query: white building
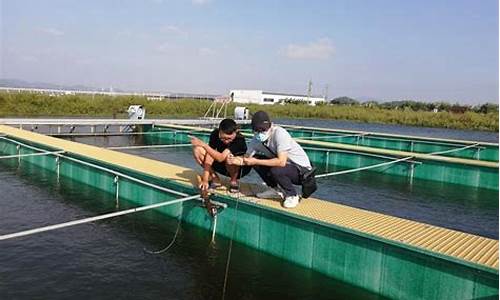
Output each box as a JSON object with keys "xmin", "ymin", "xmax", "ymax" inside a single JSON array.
[{"xmin": 230, "ymin": 90, "xmax": 325, "ymax": 106}]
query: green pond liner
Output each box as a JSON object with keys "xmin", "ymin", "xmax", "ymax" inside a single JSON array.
[
  {"xmin": 0, "ymin": 135, "xmax": 497, "ymax": 300},
  {"xmin": 144, "ymin": 125, "xmax": 499, "ymax": 191},
  {"xmin": 246, "ymin": 124, "xmax": 499, "ymax": 162}
]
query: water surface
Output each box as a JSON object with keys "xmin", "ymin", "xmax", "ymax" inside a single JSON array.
[
  {"xmin": 0, "ymin": 163, "xmax": 381, "ymax": 300},
  {"xmin": 1, "ymin": 119, "xmax": 497, "ymax": 299}
]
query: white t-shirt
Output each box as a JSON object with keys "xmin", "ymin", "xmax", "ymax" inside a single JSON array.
[{"xmin": 246, "ymin": 125, "xmax": 312, "ymax": 169}]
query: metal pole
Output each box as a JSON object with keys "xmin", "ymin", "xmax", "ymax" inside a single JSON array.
[
  {"xmin": 325, "ymin": 151, "xmax": 330, "ymax": 173},
  {"xmin": 0, "ymin": 136, "xmax": 228, "ymax": 208},
  {"xmin": 17, "ymin": 145, "xmax": 21, "ymax": 165},
  {"xmin": 0, "ymin": 150, "xmax": 65, "ymax": 160},
  {"xmin": 316, "ymin": 156, "xmax": 415, "ymax": 179},
  {"xmin": 0, "ymin": 194, "xmax": 200, "ymax": 241},
  {"xmin": 56, "ymin": 156, "xmax": 61, "ymax": 183},
  {"xmin": 115, "ymin": 176, "xmax": 120, "ymax": 208}
]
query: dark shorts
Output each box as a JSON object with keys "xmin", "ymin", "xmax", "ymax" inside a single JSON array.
[{"xmin": 212, "ymin": 161, "xmax": 252, "ymax": 179}]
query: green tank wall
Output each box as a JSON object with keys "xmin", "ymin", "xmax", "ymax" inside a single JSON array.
[
  {"xmin": 144, "ymin": 127, "xmax": 499, "ymax": 191},
  {"xmin": 0, "ymin": 137, "xmax": 497, "ymax": 300},
  {"xmin": 280, "ymin": 128, "xmax": 499, "ymax": 162}
]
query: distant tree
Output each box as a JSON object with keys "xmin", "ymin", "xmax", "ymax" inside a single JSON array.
[
  {"xmin": 330, "ymin": 96, "xmax": 359, "ymax": 105},
  {"xmin": 363, "ymin": 101, "xmax": 379, "ymax": 108},
  {"xmin": 476, "ymin": 103, "xmax": 499, "ymax": 114},
  {"xmin": 450, "ymin": 103, "xmax": 468, "ymax": 114},
  {"xmin": 436, "ymin": 102, "xmax": 451, "ymax": 111}
]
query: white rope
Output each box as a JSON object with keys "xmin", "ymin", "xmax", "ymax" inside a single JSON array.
[
  {"xmin": 297, "ymin": 133, "xmax": 365, "ymax": 140},
  {"xmin": 3, "ymin": 138, "xmax": 188, "ymax": 196},
  {"xmin": 60, "ymin": 131, "xmax": 180, "ymax": 137},
  {"xmin": 428, "ymin": 143, "xmax": 480, "ymax": 156},
  {"xmin": 0, "ymin": 137, "xmax": 190, "ymax": 198},
  {"xmin": 0, "ymin": 136, "xmax": 228, "ymax": 209},
  {"xmin": 48, "ymin": 131, "xmax": 170, "ymax": 137},
  {"xmin": 143, "ymin": 215, "xmax": 183, "ymax": 254},
  {"xmin": 376, "ymin": 136, "xmax": 484, "ymax": 149},
  {"xmin": 143, "ymin": 187, "xmax": 187, "ymax": 255},
  {"xmin": 221, "ymin": 165, "xmax": 243, "ymax": 300},
  {"xmin": 0, "ymin": 194, "xmax": 200, "ymax": 241},
  {"xmin": 211, "ymin": 215, "xmax": 217, "ymax": 243},
  {"xmin": 106, "ymin": 143, "xmax": 192, "ymax": 150},
  {"xmin": 315, "ymin": 156, "xmax": 414, "ymax": 178},
  {"xmin": 280, "ymin": 125, "xmax": 487, "ymax": 149},
  {"xmin": 48, "ymin": 130, "xmax": 211, "ymax": 137},
  {"xmin": 296, "ymin": 132, "xmax": 486, "ymax": 156},
  {"xmin": 301, "ymin": 145, "xmax": 420, "ymax": 164},
  {"xmin": 0, "ymin": 150, "xmax": 65, "ymax": 160}
]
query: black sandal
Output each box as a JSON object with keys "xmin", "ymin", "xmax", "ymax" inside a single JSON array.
[
  {"xmin": 229, "ymin": 182, "xmax": 239, "ymax": 193},
  {"xmin": 208, "ymin": 181, "xmax": 222, "ymax": 190}
]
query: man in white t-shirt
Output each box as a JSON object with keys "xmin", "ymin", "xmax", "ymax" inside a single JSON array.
[{"xmin": 228, "ymin": 111, "xmax": 312, "ymax": 208}]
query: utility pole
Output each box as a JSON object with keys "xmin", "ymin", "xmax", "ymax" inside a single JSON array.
[
  {"xmin": 307, "ymin": 79, "xmax": 312, "ymax": 103},
  {"xmin": 324, "ymin": 84, "xmax": 329, "ymax": 101}
]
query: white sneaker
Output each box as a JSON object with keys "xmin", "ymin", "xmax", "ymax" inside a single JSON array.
[
  {"xmin": 283, "ymin": 195, "xmax": 300, "ymax": 208},
  {"xmin": 256, "ymin": 187, "xmax": 284, "ymax": 199}
]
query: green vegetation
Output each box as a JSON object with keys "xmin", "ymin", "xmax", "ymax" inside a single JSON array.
[
  {"xmin": 245, "ymin": 102, "xmax": 498, "ymax": 131},
  {"xmin": 0, "ymin": 92, "xmax": 497, "ymax": 131},
  {"xmin": 331, "ymin": 97, "xmax": 499, "ymax": 114}
]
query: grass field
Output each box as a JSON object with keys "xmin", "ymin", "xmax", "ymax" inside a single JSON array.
[{"xmin": 0, "ymin": 92, "xmax": 497, "ymax": 131}]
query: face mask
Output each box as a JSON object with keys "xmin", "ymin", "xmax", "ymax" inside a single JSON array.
[{"xmin": 255, "ymin": 130, "xmax": 270, "ymax": 142}]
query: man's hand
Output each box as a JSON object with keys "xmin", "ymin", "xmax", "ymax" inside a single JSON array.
[
  {"xmin": 190, "ymin": 136, "xmax": 205, "ymax": 148},
  {"xmin": 243, "ymin": 157, "xmax": 257, "ymax": 166},
  {"xmin": 199, "ymin": 179, "xmax": 209, "ymax": 191},
  {"xmin": 227, "ymin": 156, "xmax": 242, "ymax": 166}
]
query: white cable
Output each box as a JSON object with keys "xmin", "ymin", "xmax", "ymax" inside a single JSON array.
[
  {"xmin": 221, "ymin": 165, "xmax": 243, "ymax": 300},
  {"xmin": 0, "ymin": 136, "xmax": 192, "ymax": 198},
  {"xmin": 279, "ymin": 124, "xmax": 487, "ymax": 149},
  {"xmin": 0, "ymin": 136, "xmax": 229, "ymax": 209},
  {"xmin": 301, "ymin": 145, "xmax": 420, "ymax": 164},
  {"xmin": 0, "ymin": 150, "xmax": 65, "ymax": 160},
  {"xmin": 48, "ymin": 130, "xmax": 211, "ymax": 137},
  {"xmin": 315, "ymin": 156, "xmax": 414, "ymax": 178},
  {"xmin": 106, "ymin": 143, "xmax": 192, "ymax": 150},
  {"xmin": 49, "ymin": 131, "xmax": 167, "ymax": 137},
  {"xmin": 428, "ymin": 143, "xmax": 480, "ymax": 156},
  {"xmin": 211, "ymin": 215, "xmax": 217, "ymax": 243},
  {"xmin": 0, "ymin": 194, "xmax": 200, "ymax": 241},
  {"xmin": 297, "ymin": 133, "xmax": 365, "ymax": 140},
  {"xmin": 143, "ymin": 216, "xmax": 183, "ymax": 254}
]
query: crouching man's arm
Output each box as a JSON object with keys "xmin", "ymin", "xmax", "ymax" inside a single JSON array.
[
  {"xmin": 190, "ymin": 136, "xmax": 231, "ymax": 162},
  {"xmin": 227, "ymin": 152, "xmax": 288, "ymax": 168},
  {"xmin": 242, "ymin": 152, "xmax": 287, "ymax": 167},
  {"xmin": 199, "ymin": 152, "xmax": 213, "ymax": 191}
]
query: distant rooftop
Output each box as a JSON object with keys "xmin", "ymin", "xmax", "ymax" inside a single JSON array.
[{"xmin": 261, "ymin": 91, "xmax": 324, "ymax": 99}]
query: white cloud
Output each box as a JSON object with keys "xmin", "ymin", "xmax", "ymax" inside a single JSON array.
[
  {"xmin": 283, "ymin": 38, "xmax": 334, "ymax": 60},
  {"xmin": 160, "ymin": 25, "xmax": 185, "ymax": 35},
  {"xmin": 38, "ymin": 27, "xmax": 65, "ymax": 36},
  {"xmin": 115, "ymin": 30, "xmax": 133, "ymax": 38},
  {"xmin": 75, "ymin": 58, "xmax": 95, "ymax": 65},
  {"xmin": 20, "ymin": 55, "xmax": 38, "ymax": 62},
  {"xmin": 157, "ymin": 42, "xmax": 172, "ymax": 53},
  {"xmin": 198, "ymin": 47, "xmax": 215, "ymax": 56},
  {"xmin": 192, "ymin": 0, "xmax": 211, "ymax": 5}
]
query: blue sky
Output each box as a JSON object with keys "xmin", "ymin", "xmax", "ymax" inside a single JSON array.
[{"xmin": 1, "ymin": 0, "xmax": 498, "ymax": 104}]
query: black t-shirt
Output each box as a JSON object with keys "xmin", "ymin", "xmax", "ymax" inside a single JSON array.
[{"xmin": 209, "ymin": 129, "xmax": 247, "ymax": 156}]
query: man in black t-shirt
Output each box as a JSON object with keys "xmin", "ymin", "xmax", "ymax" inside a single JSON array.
[{"xmin": 190, "ymin": 118, "xmax": 251, "ymax": 192}]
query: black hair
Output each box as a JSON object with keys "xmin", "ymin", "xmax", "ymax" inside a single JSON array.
[{"xmin": 219, "ymin": 118, "xmax": 238, "ymax": 134}]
